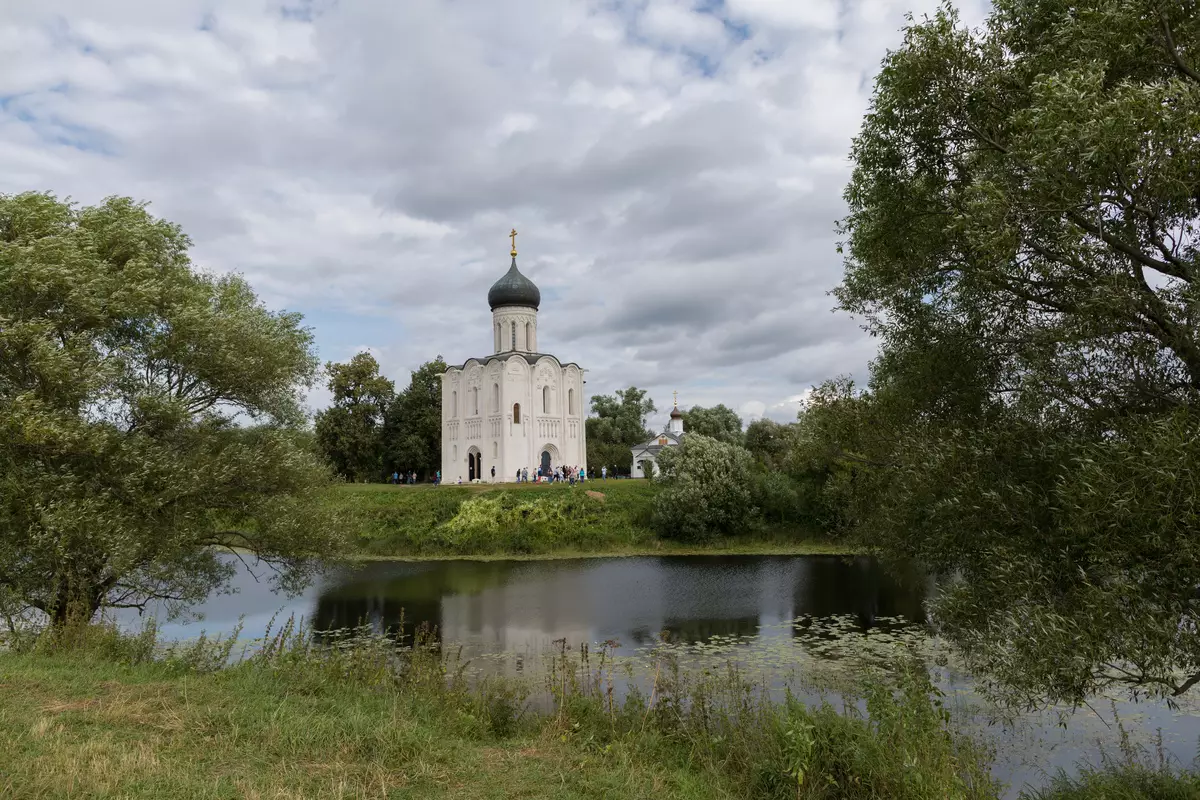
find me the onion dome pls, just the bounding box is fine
[670,406,683,420]
[487,242,541,310]
[488,228,541,310]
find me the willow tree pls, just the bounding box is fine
[833,1,1200,706]
[0,192,341,627]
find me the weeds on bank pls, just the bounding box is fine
[1023,713,1200,799]
[1,615,997,799]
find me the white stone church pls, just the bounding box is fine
[440,233,587,483]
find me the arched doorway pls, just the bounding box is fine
[539,443,560,478]
[468,448,482,482]
[638,459,655,478]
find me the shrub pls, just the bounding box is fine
[652,434,757,542]
[752,471,802,524]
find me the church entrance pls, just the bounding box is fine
[540,450,552,475]
[468,449,481,482]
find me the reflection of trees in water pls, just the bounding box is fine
[311,559,597,648]
[305,556,930,654]
[311,593,442,647]
[792,556,927,633]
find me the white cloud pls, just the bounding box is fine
[0,0,982,422]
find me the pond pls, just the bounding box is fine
[114,554,1200,797]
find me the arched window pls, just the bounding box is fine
[526,321,534,351]
[453,445,458,460]
[452,391,457,418]
[511,321,517,350]
[542,385,550,413]
[495,323,501,352]
[513,403,521,424]
[568,388,574,416]
[492,442,498,458]
[491,383,499,412]
[473,386,479,416]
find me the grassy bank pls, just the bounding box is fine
[0,623,995,800]
[322,480,845,559]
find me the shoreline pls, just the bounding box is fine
[340,541,861,562]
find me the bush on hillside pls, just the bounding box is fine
[652,434,757,542]
[752,471,802,524]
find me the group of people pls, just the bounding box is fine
[397,465,615,486]
[508,463,608,484]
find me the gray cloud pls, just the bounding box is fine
[0,0,990,425]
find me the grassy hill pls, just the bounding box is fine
[319,480,841,559]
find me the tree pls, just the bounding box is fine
[314,352,394,482]
[0,192,342,627]
[744,418,792,470]
[679,404,744,445]
[651,434,756,542]
[586,386,657,474]
[831,0,1200,705]
[382,356,445,479]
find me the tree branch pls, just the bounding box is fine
[1068,211,1192,283]
[1173,670,1200,697]
[1159,10,1200,84]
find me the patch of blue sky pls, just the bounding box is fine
[1,86,116,156]
[277,0,337,23]
[27,116,115,156]
[605,0,738,78]
[302,308,405,362]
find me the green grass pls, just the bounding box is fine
[322,480,847,559]
[0,622,998,800]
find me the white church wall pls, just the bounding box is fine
[491,306,537,354]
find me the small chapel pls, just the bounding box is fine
[440,231,587,483]
[630,393,686,478]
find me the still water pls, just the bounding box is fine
[117,554,1200,797]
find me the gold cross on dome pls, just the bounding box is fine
[509,228,518,256]
[673,390,678,408]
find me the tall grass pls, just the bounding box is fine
[1023,718,1200,799]
[1,618,997,799]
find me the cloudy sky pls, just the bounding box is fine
[1,0,987,429]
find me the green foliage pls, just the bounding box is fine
[0,192,341,627]
[316,481,834,558]
[587,386,657,473]
[680,404,744,445]
[382,355,445,479]
[751,471,801,525]
[744,418,792,470]
[314,351,395,481]
[652,434,757,542]
[821,0,1200,706]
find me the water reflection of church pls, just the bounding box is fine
[311,556,928,675]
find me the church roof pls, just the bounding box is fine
[449,352,583,372]
[632,430,684,453]
[488,257,541,310]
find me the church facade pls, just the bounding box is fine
[440,232,587,483]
